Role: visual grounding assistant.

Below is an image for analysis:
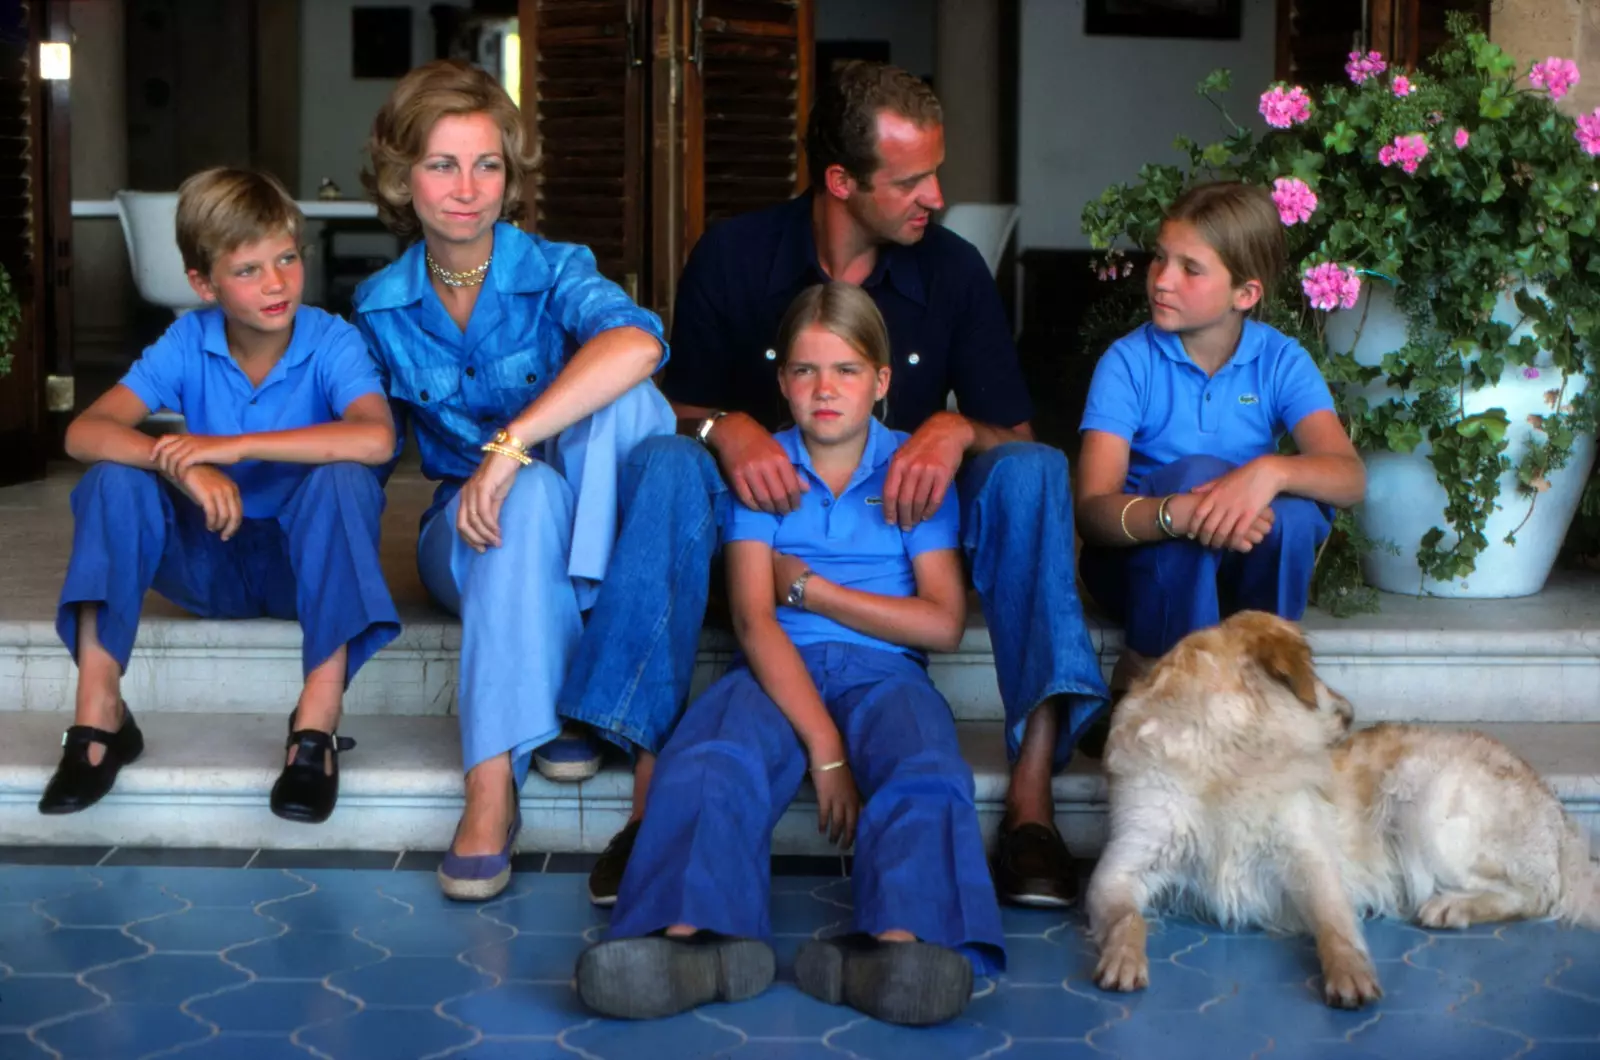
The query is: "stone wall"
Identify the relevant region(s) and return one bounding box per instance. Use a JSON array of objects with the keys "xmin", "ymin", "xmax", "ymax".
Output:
[{"xmin": 1492, "ymin": 0, "xmax": 1599, "ymax": 116}]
